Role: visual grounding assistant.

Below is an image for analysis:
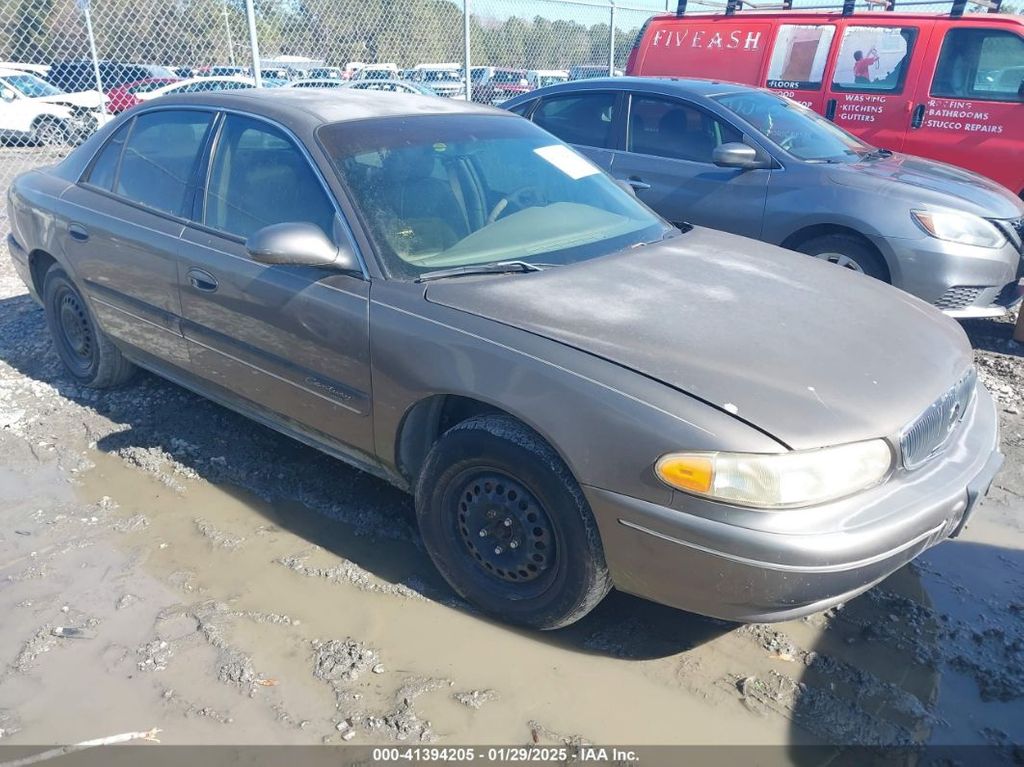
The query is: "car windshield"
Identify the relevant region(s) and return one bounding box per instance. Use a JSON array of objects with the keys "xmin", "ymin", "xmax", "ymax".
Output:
[
  {"xmin": 5, "ymin": 73, "xmax": 63, "ymax": 98},
  {"xmin": 319, "ymin": 114, "xmax": 670, "ymax": 280},
  {"xmin": 713, "ymin": 90, "xmax": 869, "ymax": 162},
  {"xmin": 421, "ymin": 70, "xmax": 461, "ymax": 82}
]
